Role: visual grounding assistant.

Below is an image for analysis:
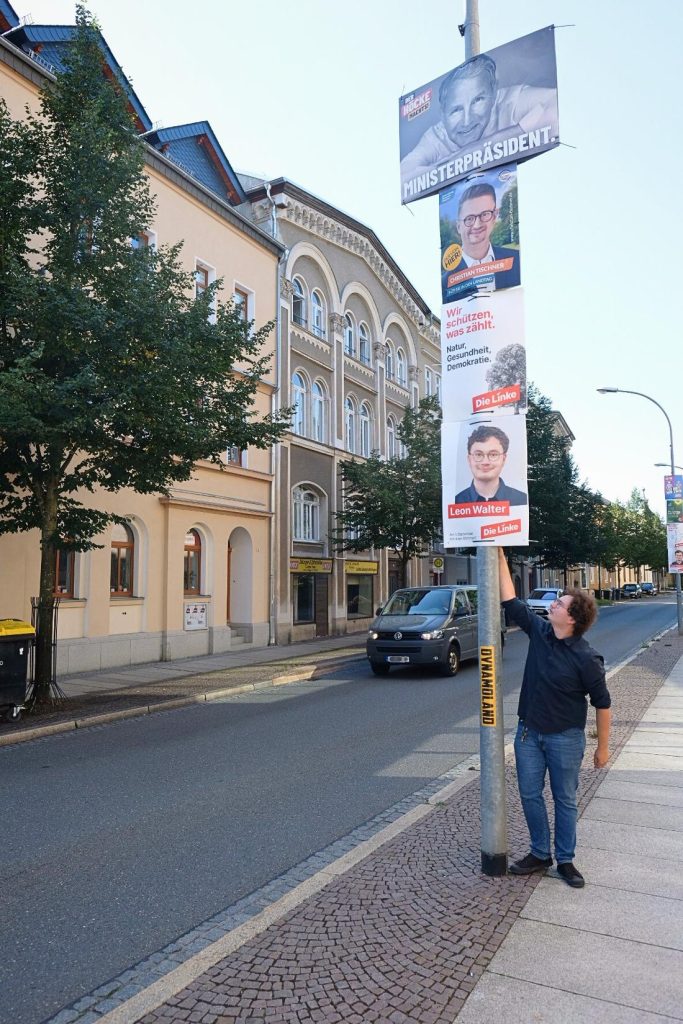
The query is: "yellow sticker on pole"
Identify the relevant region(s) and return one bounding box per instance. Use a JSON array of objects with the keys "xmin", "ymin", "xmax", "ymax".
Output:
[{"xmin": 480, "ymin": 645, "xmax": 497, "ymax": 727}]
